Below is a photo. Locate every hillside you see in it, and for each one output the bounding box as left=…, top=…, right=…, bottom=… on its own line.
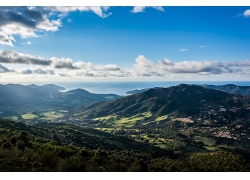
left=66, top=89, right=121, bottom=100
left=27, top=84, right=65, bottom=93
left=0, top=84, right=121, bottom=118
left=126, top=88, right=151, bottom=95
left=1, top=119, right=250, bottom=172
left=0, top=118, right=166, bottom=152
left=127, top=84, right=250, bottom=96
left=74, top=84, right=247, bottom=119
left=201, top=84, right=250, bottom=95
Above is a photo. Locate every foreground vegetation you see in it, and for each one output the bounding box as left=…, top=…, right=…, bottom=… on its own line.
left=1, top=119, right=250, bottom=172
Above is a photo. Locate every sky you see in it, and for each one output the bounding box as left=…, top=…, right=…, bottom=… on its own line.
left=0, top=2, right=250, bottom=82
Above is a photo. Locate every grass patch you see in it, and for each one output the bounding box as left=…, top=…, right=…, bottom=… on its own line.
left=92, top=112, right=172, bottom=128
left=156, top=115, right=168, bottom=121
left=21, top=113, right=38, bottom=120
left=40, top=111, right=64, bottom=120
left=94, top=127, right=114, bottom=133
left=3, top=116, right=18, bottom=121
left=205, top=146, right=217, bottom=151
left=58, top=110, right=68, bottom=113
left=194, top=136, right=216, bottom=146
left=93, top=115, right=117, bottom=121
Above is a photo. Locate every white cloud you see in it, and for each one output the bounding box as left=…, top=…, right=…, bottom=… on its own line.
left=159, top=58, right=174, bottom=66
left=132, top=55, right=250, bottom=77
left=0, top=33, right=16, bottom=46
left=37, top=17, right=62, bottom=31
left=0, top=7, right=62, bottom=46
left=0, top=63, right=14, bottom=73
left=19, top=68, right=55, bottom=75
left=152, top=6, right=165, bottom=12
left=50, top=57, right=78, bottom=69
left=73, top=61, right=94, bottom=70
left=243, top=9, right=250, bottom=17
left=27, top=41, right=31, bottom=44
left=0, top=50, right=52, bottom=66
left=46, top=6, right=112, bottom=18
left=131, top=6, right=164, bottom=13
left=131, top=6, right=146, bottom=13
left=2, top=50, right=250, bottom=79
left=180, top=49, right=188, bottom=52
left=0, top=6, right=111, bottom=46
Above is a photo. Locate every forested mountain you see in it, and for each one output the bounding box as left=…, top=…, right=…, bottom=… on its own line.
left=0, top=84, right=121, bottom=117
left=200, top=84, right=250, bottom=95
left=66, top=89, right=121, bottom=101
left=74, top=84, right=248, bottom=118
left=27, top=84, right=65, bottom=93
left=126, top=88, right=151, bottom=95
left=126, top=84, right=250, bottom=96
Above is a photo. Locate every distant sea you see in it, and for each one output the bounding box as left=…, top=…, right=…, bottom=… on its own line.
left=53, top=81, right=250, bottom=96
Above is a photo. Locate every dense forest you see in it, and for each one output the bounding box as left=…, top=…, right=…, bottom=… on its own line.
left=1, top=118, right=250, bottom=172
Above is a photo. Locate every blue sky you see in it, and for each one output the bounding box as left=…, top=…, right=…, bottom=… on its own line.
left=0, top=5, right=250, bottom=82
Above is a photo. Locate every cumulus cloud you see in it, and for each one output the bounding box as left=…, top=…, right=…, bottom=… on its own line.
left=0, top=50, right=52, bottom=66
left=243, top=9, right=250, bottom=17
left=159, top=58, right=174, bottom=66
left=71, top=69, right=130, bottom=78
left=46, top=6, right=112, bottom=18
left=132, top=55, right=250, bottom=77
left=0, top=63, right=14, bottom=73
left=73, top=61, right=95, bottom=70
left=51, top=57, right=78, bottom=69
left=0, top=6, right=111, bottom=46
left=20, top=69, right=55, bottom=75
left=0, top=33, right=16, bottom=46
left=0, top=50, right=125, bottom=72
left=104, top=64, right=120, bottom=71
left=0, top=7, right=62, bottom=46
left=166, top=61, right=223, bottom=74
left=131, top=6, right=164, bottom=13
left=1, top=50, right=250, bottom=79
left=180, top=49, right=188, bottom=52
left=133, top=55, right=161, bottom=76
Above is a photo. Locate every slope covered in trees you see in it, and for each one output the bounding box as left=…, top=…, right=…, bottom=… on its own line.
left=74, top=84, right=248, bottom=118
left=1, top=118, right=250, bottom=172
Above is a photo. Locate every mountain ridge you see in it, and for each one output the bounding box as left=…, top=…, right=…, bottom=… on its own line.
left=74, top=84, right=247, bottom=119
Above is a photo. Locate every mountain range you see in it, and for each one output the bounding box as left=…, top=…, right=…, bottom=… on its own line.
left=74, top=84, right=248, bottom=119
left=0, top=84, right=121, bottom=117
left=126, top=84, right=250, bottom=96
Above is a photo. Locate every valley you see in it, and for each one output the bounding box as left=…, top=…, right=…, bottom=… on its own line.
left=1, top=83, right=250, bottom=171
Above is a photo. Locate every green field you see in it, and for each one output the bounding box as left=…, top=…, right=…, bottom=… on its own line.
left=40, top=111, right=64, bottom=120
left=19, top=110, right=67, bottom=121
left=92, top=112, right=173, bottom=127
left=21, top=113, right=38, bottom=120
left=58, top=110, right=68, bottom=113
left=156, top=115, right=168, bottom=121
left=194, top=136, right=216, bottom=146
left=3, top=116, right=18, bottom=121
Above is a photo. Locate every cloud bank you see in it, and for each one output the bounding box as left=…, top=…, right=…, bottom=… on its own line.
left=0, top=50, right=250, bottom=79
